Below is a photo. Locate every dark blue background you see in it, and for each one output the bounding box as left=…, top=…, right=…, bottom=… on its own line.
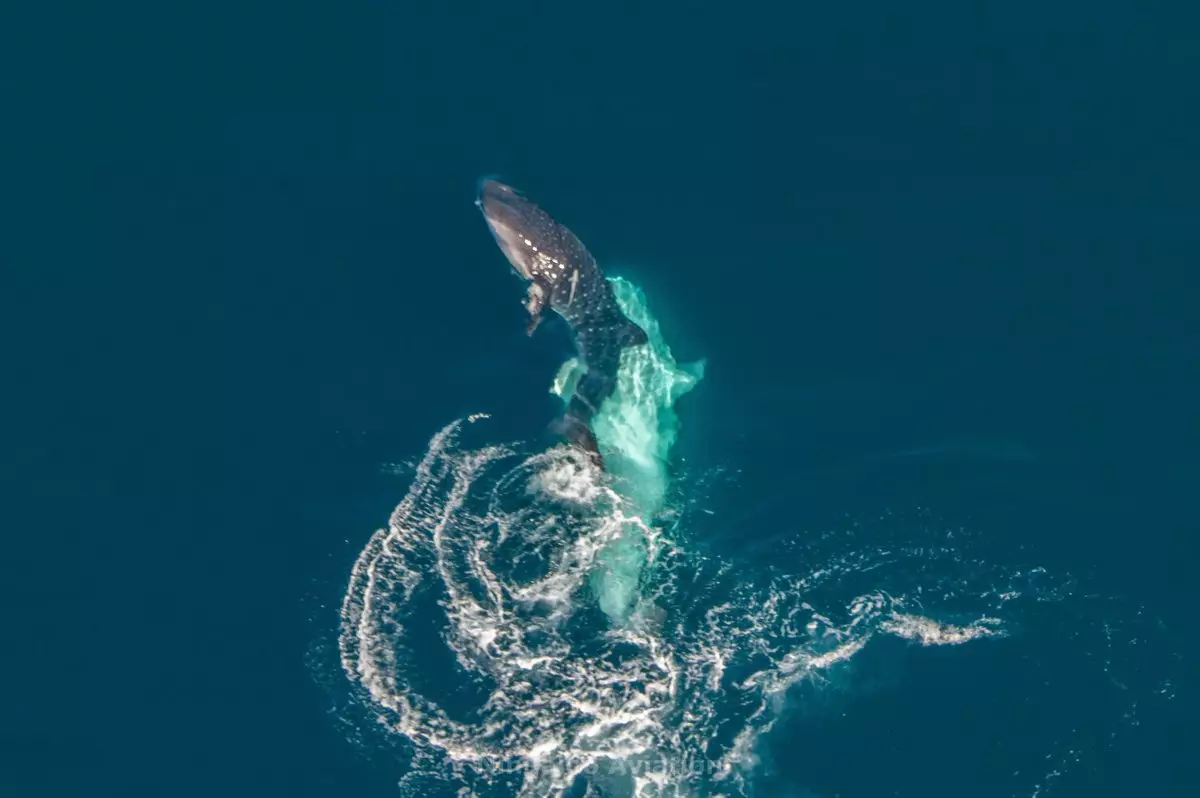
left=5, top=2, right=1195, bottom=795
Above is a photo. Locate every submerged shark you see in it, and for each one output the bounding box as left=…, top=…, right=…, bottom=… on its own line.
left=477, top=178, right=648, bottom=463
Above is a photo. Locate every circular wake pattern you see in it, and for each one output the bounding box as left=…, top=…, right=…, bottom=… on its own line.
left=329, top=417, right=1178, bottom=797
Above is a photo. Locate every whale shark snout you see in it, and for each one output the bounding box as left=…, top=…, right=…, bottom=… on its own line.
left=477, top=178, right=539, bottom=279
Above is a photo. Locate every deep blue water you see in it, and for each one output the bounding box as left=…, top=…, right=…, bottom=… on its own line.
left=6, top=2, right=1197, bottom=796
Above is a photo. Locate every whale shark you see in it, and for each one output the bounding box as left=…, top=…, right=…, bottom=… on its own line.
left=477, top=178, right=648, bottom=463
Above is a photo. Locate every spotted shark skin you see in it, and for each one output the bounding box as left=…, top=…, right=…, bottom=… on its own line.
left=477, top=178, right=648, bottom=464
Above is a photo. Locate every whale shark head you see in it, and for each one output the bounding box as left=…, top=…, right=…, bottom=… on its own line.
left=478, top=178, right=596, bottom=288
left=477, top=178, right=542, bottom=280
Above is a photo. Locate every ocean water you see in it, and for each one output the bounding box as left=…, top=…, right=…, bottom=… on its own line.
left=8, top=2, right=1197, bottom=797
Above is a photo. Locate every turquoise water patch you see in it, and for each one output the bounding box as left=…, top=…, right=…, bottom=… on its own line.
left=550, top=277, right=704, bottom=621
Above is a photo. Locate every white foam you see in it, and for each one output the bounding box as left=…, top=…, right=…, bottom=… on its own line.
left=327, top=418, right=1175, bottom=797
left=880, top=612, right=1004, bottom=645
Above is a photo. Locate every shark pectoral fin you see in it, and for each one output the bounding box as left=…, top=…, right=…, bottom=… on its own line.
left=549, top=413, right=604, bottom=468
left=617, top=320, right=649, bottom=348
left=524, top=283, right=546, bottom=336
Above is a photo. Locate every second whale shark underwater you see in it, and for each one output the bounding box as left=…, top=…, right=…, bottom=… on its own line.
left=477, top=178, right=649, bottom=467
